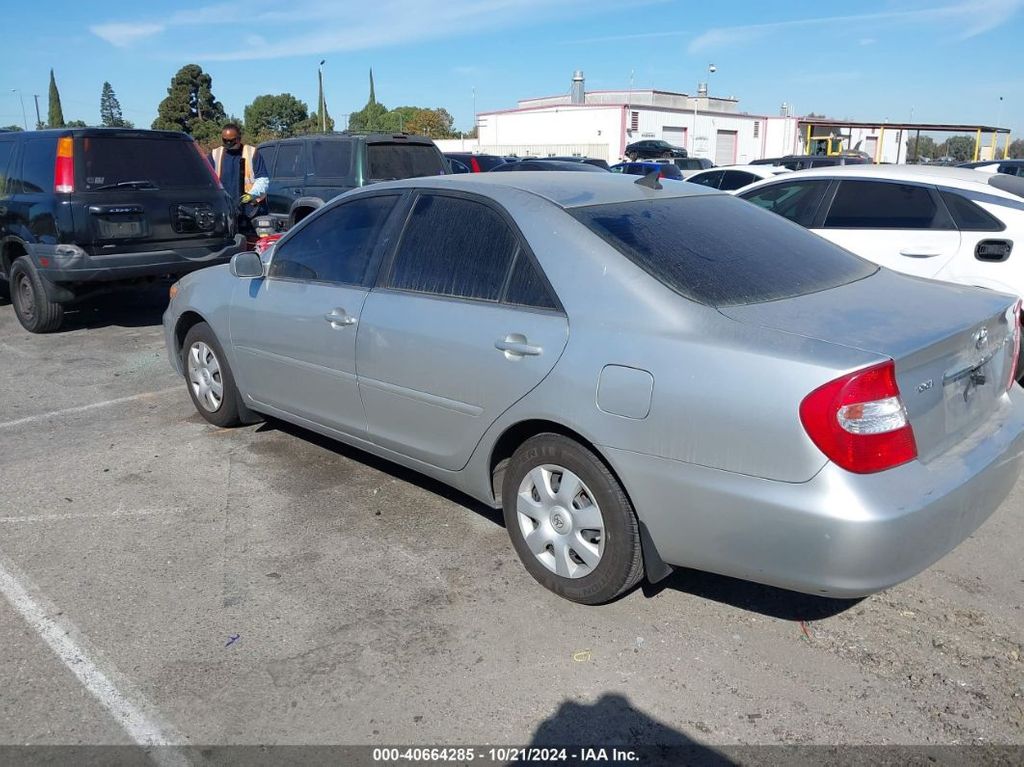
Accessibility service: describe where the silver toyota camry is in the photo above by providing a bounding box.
[163,172,1024,605]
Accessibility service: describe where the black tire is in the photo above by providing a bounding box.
[181,322,244,427]
[502,433,644,605]
[9,257,64,333]
[0,278,9,303]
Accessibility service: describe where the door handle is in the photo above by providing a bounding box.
[495,334,542,358]
[899,247,944,258]
[324,309,357,328]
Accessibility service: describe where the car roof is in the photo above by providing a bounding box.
[750,163,1021,194]
[366,170,715,209]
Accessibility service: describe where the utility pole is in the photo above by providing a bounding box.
[33,94,42,129]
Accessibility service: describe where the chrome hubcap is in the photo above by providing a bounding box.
[516,464,605,579]
[187,341,224,412]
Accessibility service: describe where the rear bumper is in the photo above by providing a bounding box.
[602,389,1024,597]
[31,235,245,286]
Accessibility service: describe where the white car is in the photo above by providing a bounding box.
[687,164,791,191]
[737,165,1024,300]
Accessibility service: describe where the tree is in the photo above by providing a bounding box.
[348,101,388,132]
[65,120,88,128]
[100,82,132,128]
[47,69,65,128]
[1,125,24,132]
[937,135,975,162]
[405,108,456,138]
[152,64,226,136]
[906,135,936,161]
[293,111,335,135]
[244,94,309,141]
[1008,139,1024,159]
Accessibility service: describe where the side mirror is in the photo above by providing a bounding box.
[230,251,265,278]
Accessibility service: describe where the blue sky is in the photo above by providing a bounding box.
[2,0,1022,137]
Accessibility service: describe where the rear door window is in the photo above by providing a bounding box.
[570,195,876,307]
[256,144,278,177]
[689,170,723,189]
[719,170,758,191]
[19,138,57,194]
[387,194,518,301]
[76,136,213,190]
[367,144,447,181]
[824,180,953,229]
[269,194,398,285]
[939,190,1005,231]
[311,140,352,177]
[739,179,831,227]
[0,139,15,194]
[504,253,559,310]
[273,142,304,179]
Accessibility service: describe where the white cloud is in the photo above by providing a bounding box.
[89,22,165,47]
[688,0,1024,53]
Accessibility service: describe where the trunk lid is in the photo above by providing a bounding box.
[72,133,233,254]
[721,270,1018,463]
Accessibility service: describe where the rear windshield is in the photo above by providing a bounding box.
[311,140,352,177]
[367,144,446,181]
[569,195,877,307]
[76,136,215,190]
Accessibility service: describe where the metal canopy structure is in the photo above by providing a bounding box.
[797,119,1012,163]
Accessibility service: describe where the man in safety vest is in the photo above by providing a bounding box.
[208,123,269,232]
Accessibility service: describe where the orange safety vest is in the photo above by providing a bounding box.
[210,144,256,192]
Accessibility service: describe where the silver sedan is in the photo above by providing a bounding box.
[163,172,1024,604]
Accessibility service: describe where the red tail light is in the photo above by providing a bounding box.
[54,136,74,193]
[193,141,224,189]
[800,360,918,474]
[1007,300,1022,392]
[470,156,481,173]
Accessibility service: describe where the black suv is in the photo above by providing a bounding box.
[0,128,242,332]
[624,139,688,160]
[258,132,447,228]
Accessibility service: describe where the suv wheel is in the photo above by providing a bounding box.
[10,257,64,333]
[502,433,644,605]
[182,322,244,428]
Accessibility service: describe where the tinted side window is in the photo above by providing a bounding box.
[268,195,398,285]
[719,171,757,191]
[19,139,56,194]
[273,143,303,178]
[825,181,950,229]
[256,144,277,177]
[388,194,518,301]
[311,140,352,177]
[504,253,558,310]
[740,180,830,227]
[690,170,723,189]
[940,191,1005,231]
[0,141,15,194]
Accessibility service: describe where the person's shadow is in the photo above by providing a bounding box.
[526,693,734,766]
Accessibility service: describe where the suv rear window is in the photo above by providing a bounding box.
[311,140,352,177]
[77,136,215,190]
[569,195,876,307]
[367,144,446,181]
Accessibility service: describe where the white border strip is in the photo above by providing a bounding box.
[0,387,180,431]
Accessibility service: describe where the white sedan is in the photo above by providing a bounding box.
[687,164,790,191]
[737,164,1024,300]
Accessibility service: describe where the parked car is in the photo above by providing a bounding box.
[258,132,447,229]
[447,157,471,174]
[164,172,1024,604]
[687,164,790,191]
[750,154,872,170]
[610,161,684,181]
[737,165,1024,381]
[960,159,1024,177]
[541,156,611,170]
[444,152,508,173]
[624,139,687,161]
[489,159,607,173]
[0,128,243,333]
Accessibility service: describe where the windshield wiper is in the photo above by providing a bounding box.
[91,180,160,190]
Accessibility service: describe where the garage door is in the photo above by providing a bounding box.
[663,126,687,147]
[715,130,738,165]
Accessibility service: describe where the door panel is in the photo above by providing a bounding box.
[357,292,568,470]
[230,279,369,435]
[813,227,960,279]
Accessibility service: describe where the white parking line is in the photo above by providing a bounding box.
[0,387,180,431]
[0,557,190,763]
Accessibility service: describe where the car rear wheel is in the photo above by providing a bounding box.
[10,257,64,333]
[502,433,644,604]
[182,322,244,428]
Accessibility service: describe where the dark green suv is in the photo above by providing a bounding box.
[257,132,447,228]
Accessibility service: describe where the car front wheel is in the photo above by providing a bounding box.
[502,433,644,604]
[182,322,244,427]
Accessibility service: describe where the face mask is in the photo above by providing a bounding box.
[222,137,241,152]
